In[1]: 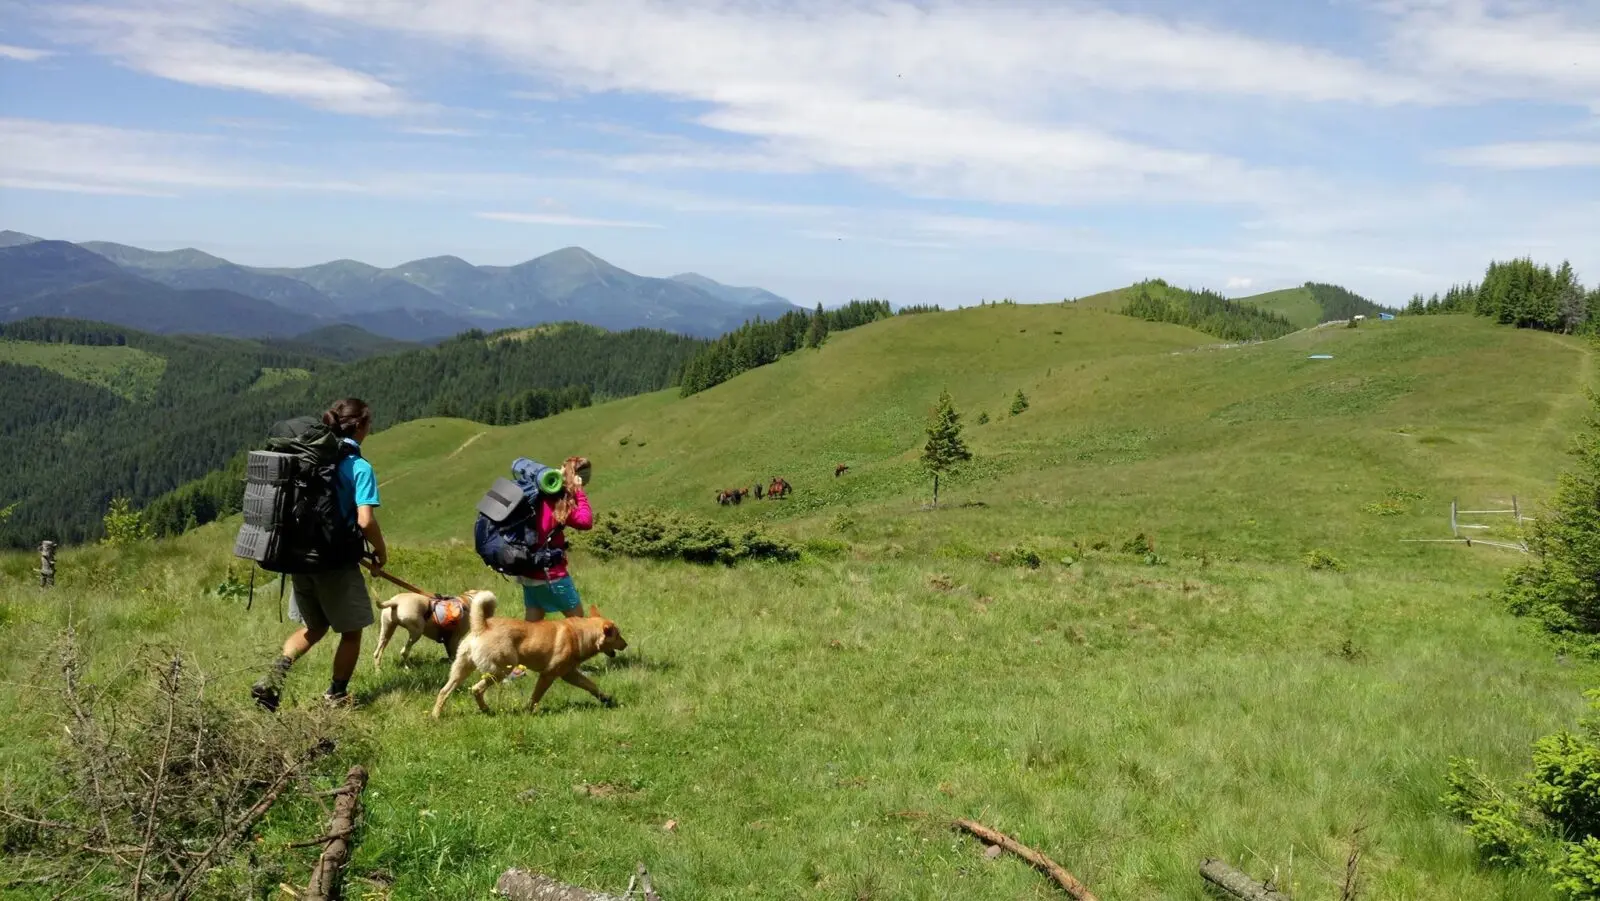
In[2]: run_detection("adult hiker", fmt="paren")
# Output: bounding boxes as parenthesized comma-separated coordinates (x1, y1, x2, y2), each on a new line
(251, 398, 387, 711)
(515, 456, 593, 621)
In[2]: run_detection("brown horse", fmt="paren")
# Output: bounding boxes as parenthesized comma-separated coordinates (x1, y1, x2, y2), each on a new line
(767, 477, 791, 499)
(835, 464, 850, 478)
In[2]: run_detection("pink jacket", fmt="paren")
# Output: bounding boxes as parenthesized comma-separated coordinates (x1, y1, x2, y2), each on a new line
(531, 487, 591, 580)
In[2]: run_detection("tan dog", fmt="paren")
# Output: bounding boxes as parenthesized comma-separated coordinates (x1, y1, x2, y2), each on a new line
(430, 592, 628, 718)
(373, 591, 474, 671)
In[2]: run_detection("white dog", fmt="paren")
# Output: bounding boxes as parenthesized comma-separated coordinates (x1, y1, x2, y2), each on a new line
(373, 591, 474, 670)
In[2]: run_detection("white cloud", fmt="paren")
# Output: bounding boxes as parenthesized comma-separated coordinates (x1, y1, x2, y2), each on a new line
(1225, 276, 1255, 291)
(1443, 140, 1600, 168)
(0, 118, 375, 194)
(0, 44, 55, 61)
(476, 211, 663, 229)
(48, 3, 416, 115)
(257, 0, 1436, 208)
(0, 176, 172, 197)
(1383, 1, 1600, 107)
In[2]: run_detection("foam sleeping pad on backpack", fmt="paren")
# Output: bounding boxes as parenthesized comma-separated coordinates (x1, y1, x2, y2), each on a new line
(511, 457, 564, 495)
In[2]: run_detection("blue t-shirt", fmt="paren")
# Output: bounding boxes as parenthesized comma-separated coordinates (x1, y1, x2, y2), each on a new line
(336, 438, 380, 524)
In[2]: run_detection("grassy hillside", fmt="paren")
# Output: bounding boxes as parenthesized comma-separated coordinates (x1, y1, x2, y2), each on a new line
(0, 338, 167, 401)
(1236, 286, 1322, 329)
(2, 305, 1594, 900)
(378, 306, 1578, 565)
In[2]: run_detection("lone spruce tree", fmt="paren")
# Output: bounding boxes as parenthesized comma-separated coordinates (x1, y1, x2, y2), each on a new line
(1498, 392, 1600, 643)
(1010, 389, 1030, 416)
(922, 390, 972, 508)
(805, 303, 829, 349)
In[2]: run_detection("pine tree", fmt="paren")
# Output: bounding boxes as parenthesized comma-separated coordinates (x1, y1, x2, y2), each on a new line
(805, 303, 829, 349)
(1497, 392, 1600, 643)
(921, 390, 972, 508)
(1010, 389, 1030, 416)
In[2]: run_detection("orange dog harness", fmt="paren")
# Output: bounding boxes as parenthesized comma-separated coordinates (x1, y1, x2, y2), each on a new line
(429, 596, 464, 633)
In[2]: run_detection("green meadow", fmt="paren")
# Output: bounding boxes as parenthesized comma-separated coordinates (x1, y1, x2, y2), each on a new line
(0, 338, 167, 402)
(2, 305, 1593, 899)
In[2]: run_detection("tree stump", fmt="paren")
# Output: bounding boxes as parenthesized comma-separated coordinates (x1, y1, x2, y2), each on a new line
(38, 540, 56, 589)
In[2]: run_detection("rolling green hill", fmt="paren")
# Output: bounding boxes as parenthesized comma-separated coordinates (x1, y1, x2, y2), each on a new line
(1080, 281, 1393, 331)
(1235, 286, 1322, 328)
(2, 303, 1594, 899)
(0, 338, 167, 401)
(373, 304, 1581, 565)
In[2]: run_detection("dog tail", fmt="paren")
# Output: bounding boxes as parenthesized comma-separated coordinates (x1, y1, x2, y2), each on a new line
(467, 590, 496, 635)
(377, 596, 401, 610)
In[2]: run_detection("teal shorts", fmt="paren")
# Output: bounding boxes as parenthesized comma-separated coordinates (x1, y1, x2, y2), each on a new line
(520, 576, 582, 614)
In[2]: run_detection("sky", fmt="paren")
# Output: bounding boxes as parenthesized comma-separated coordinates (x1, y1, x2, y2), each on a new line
(0, 0, 1597, 309)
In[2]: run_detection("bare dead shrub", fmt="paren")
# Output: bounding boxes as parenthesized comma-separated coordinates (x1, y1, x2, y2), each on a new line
(0, 629, 344, 900)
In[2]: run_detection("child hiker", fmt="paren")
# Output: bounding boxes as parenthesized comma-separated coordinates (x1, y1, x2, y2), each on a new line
(251, 398, 387, 711)
(518, 456, 593, 621)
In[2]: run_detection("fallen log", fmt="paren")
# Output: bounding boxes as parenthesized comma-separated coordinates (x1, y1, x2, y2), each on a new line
(1200, 858, 1292, 901)
(495, 869, 624, 901)
(303, 765, 367, 901)
(952, 819, 1100, 901)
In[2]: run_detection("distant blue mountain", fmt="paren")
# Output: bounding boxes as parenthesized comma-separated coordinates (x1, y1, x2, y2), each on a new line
(1, 231, 801, 340)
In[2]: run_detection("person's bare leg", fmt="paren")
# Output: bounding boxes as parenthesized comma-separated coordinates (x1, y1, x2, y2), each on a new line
(524, 606, 547, 623)
(332, 631, 362, 682)
(282, 626, 327, 660)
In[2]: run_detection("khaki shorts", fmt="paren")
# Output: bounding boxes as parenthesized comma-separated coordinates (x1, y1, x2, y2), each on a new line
(288, 567, 374, 634)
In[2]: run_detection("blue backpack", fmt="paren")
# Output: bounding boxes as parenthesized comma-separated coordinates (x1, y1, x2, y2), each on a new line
(473, 458, 567, 578)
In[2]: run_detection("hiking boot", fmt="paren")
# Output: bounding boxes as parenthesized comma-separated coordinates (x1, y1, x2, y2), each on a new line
(322, 689, 353, 709)
(250, 680, 281, 713)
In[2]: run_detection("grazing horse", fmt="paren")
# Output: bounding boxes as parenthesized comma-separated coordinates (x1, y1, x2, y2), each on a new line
(835, 464, 850, 478)
(717, 488, 750, 506)
(754, 483, 765, 500)
(767, 477, 792, 499)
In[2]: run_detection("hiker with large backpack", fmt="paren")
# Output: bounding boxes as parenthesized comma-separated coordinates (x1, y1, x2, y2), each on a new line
(243, 398, 387, 711)
(474, 455, 593, 621)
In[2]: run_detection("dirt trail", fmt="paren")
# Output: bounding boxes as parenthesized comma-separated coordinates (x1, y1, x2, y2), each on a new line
(380, 431, 487, 487)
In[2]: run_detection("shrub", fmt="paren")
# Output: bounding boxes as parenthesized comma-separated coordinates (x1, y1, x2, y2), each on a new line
(1554, 838, 1600, 900)
(992, 546, 1042, 569)
(976, 412, 990, 425)
(1303, 548, 1345, 572)
(215, 567, 251, 601)
(1120, 532, 1154, 556)
(1443, 694, 1600, 898)
(585, 508, 798, 565)
(829, 512, 857, 533)
(1496, 392, 1600, 647)
(102, 497, 153, 547)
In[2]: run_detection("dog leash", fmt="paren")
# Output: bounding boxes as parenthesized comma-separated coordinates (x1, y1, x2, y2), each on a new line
(368, 565, 448, 600)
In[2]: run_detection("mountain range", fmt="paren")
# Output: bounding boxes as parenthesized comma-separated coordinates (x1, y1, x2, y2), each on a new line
(0, 230, 800, 341)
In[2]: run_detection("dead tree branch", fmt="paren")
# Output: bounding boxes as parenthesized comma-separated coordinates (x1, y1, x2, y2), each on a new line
(495, 868, 626, 900)
(1200, 857, 1293, 901)
(303, 765, 367, 901)
(953, 819, 1100, 901)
